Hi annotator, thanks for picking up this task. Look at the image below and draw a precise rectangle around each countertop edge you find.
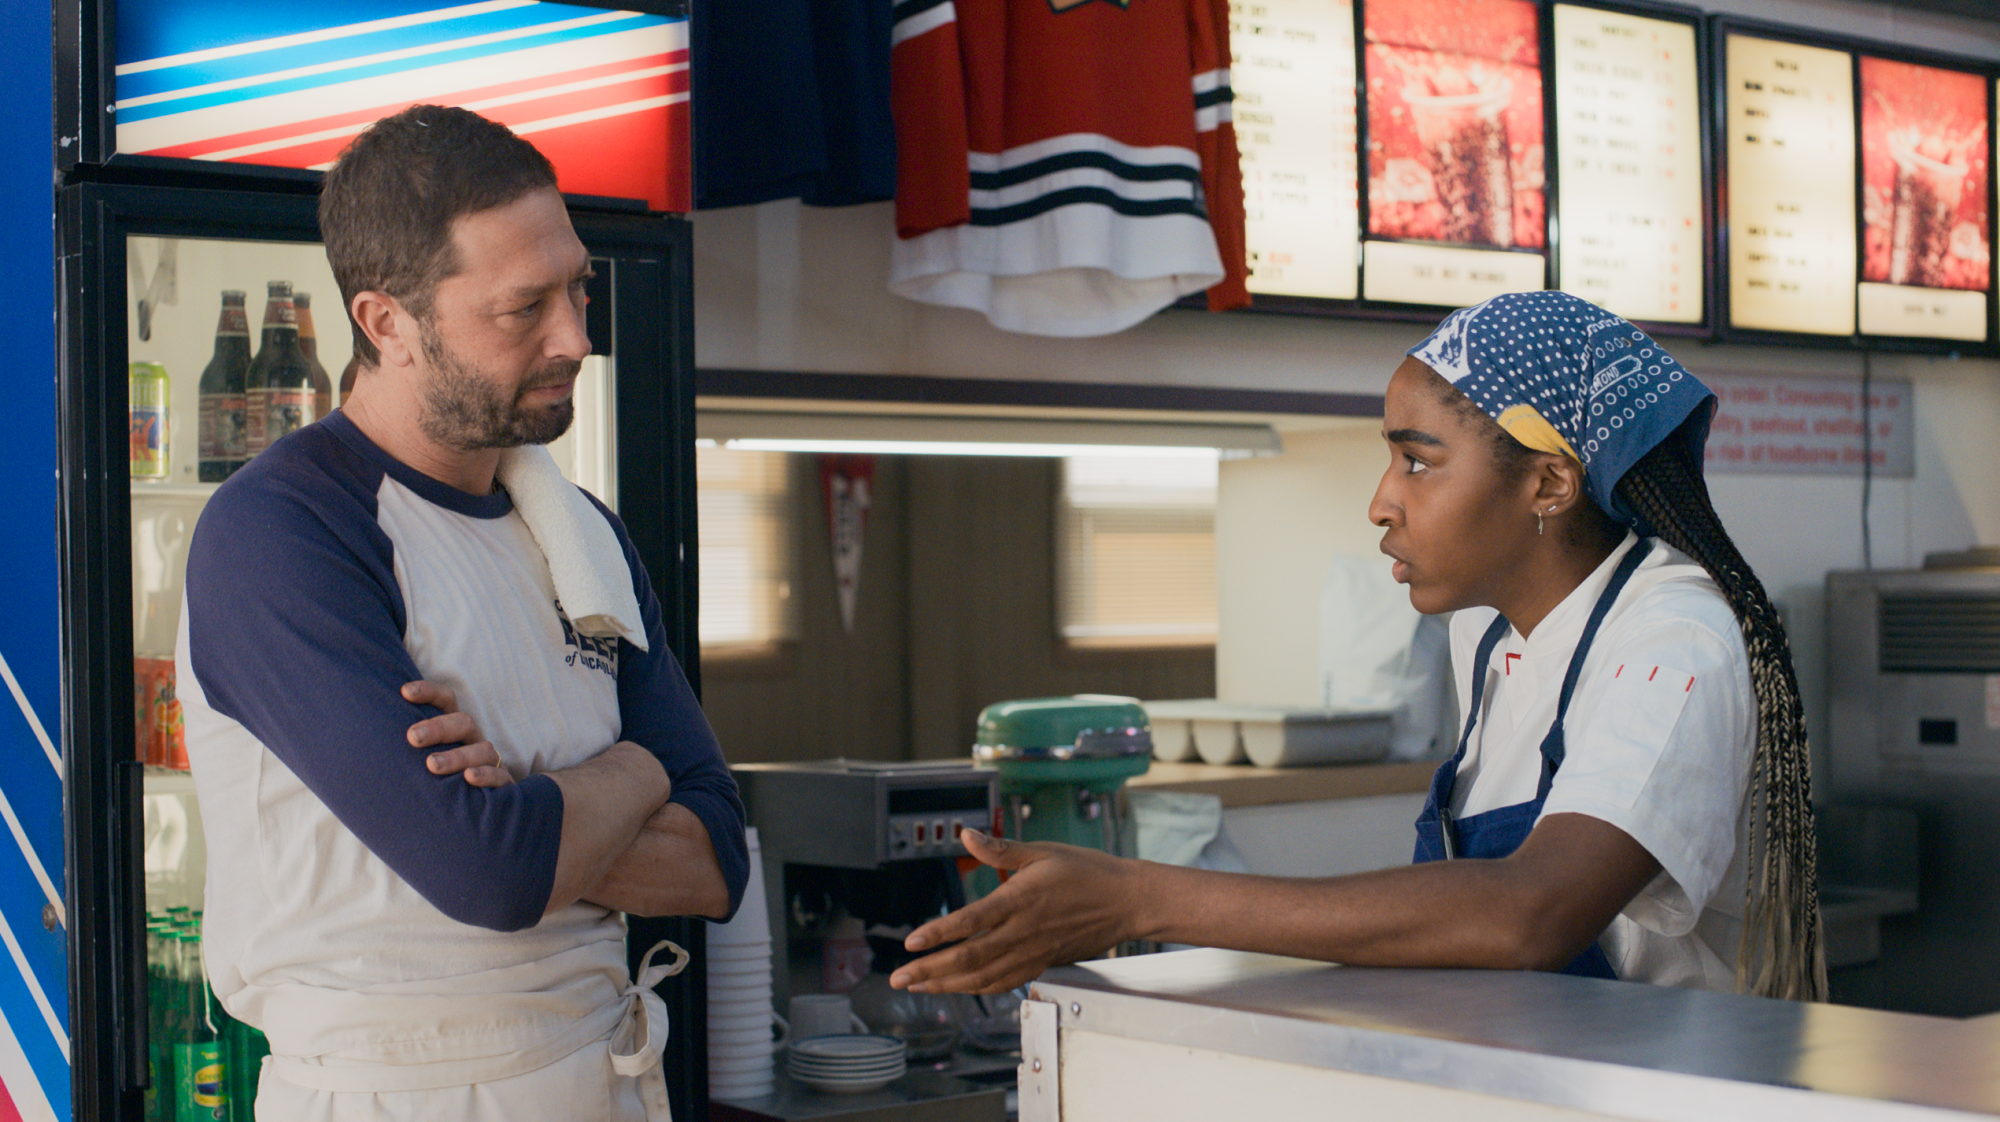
[1124,760,1437,807]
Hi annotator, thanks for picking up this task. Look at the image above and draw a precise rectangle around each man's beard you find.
[415,319,578,451]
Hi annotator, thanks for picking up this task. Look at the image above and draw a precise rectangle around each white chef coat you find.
[1448,532,1753,990]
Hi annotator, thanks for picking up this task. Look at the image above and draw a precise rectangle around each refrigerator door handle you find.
[119,759,149,1092]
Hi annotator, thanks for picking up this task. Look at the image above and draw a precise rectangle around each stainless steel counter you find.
[1028,949,2000,1121]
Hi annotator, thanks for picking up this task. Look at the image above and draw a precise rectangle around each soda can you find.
[130,362,171,480]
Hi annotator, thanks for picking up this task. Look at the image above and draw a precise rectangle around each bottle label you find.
[265,388,315,445]
[198,394,248,461]
[172,1041,225,1120]
[245,389,268,457]
[130,405,168,478]
[130,362,169,479]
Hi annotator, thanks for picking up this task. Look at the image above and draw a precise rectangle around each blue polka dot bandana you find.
[1407,291,1716,533]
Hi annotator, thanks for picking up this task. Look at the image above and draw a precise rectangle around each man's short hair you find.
[319,105,559,365]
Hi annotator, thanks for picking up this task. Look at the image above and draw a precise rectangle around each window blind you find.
[1057,456,1219,648]
[696,447,800,652]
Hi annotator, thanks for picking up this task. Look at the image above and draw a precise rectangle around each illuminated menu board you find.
[1361,0,1548,306]
[1232,0,1360,300]
[1725,35,1857,336]
[1854,56,1990,342]
[1552,5,1704,324]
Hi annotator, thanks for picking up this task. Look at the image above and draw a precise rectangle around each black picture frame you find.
[1710,15,2000,355]
[1223,0,1716,335]
[1542,0,1715,339]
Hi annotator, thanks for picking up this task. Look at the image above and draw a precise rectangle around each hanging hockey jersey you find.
[891,0,1250,337]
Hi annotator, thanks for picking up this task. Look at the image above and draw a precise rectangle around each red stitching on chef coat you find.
[1686,676,1696,692]
[1648,666,1660,681]
[1505,652,1520,675]
[1615,664,1625,677]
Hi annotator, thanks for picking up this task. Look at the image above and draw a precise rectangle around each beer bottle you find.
[146,917,171,1122]
[129,361,170,481]
[245,282,317,458]
[174,930,226,1121]
[223,1019,269,1121]
[197,291,251,482]
[294,292,333,419]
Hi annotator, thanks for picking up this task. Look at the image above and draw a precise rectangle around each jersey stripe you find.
[970,150,1201,191]
[971,187,1206,227]
[892,0,955,47]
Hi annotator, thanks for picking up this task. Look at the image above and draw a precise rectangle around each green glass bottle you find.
[173,931,226,1121]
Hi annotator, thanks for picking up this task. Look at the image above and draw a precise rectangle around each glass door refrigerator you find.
[57,182,707,1121]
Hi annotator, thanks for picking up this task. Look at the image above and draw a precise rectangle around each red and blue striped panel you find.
[115,0,690,211]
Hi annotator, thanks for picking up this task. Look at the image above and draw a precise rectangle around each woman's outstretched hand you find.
[890,829,1149,996]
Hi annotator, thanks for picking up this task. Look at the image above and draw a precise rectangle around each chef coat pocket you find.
[1580,663,1695,810]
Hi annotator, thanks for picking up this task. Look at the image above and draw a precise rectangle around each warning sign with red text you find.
[1701,372,1914,478]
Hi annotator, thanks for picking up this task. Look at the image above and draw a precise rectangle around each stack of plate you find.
[708,828,778,1102]
[787,1034,908,1094]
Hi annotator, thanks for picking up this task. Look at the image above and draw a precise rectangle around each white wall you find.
[691,0,2000,759]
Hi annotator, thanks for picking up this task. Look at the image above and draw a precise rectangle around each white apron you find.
[256,942,686,1120]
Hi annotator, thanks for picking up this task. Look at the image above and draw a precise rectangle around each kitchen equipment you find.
[973,695,1152,852]
[732,760,1004,1046]
[1825,564,1997,1014]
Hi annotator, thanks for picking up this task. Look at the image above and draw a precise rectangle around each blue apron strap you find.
[1535,539,1655,799]
[1450,615,1515,780]
[1427,613,1512,859]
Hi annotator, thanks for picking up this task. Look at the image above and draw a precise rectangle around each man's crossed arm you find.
[403,680,731,919]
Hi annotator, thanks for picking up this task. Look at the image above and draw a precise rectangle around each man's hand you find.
[402,680,514,788]
[889,830,1148,996]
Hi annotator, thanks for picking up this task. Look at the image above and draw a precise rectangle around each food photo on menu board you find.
[1362,0,1549,306]
[1857,56,1990,342]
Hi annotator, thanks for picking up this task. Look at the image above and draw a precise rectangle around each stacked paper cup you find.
[708,827,778,1102]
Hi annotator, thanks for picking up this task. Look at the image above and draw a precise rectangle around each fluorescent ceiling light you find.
[696,411,1283,459]
[709,439,1224,458]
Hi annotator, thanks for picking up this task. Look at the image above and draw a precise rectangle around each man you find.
[177,105,747,1118]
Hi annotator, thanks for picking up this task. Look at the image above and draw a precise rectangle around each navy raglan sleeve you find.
[591,494,751,921]
[185,451,563,932]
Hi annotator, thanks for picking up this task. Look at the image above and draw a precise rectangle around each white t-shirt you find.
[1448,533,1752,991]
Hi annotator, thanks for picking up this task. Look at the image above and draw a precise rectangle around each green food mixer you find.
[972,695,1152,853]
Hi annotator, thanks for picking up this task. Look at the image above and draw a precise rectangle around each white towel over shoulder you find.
[497,445,648,652]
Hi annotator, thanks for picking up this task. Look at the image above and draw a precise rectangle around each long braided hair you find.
[1612,422,1827,1002]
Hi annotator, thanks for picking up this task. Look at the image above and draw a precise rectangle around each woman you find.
[890,291,1825,1001]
